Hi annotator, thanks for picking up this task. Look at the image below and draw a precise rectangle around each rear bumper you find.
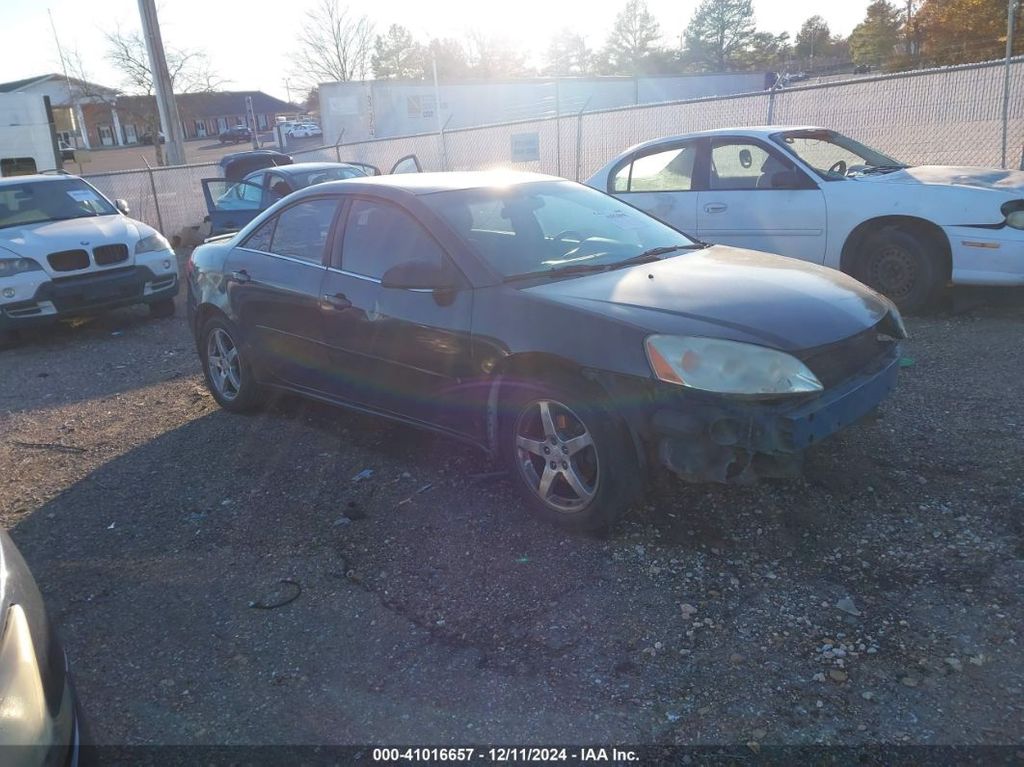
[0,265,178,331]
[642,345,900,483]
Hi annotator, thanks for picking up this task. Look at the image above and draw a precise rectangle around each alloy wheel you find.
[514,399,599,512]
[206,328,242,401]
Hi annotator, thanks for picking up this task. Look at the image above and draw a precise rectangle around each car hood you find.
[523,245,891,352]
[856,165,1024,193]
[0,214,142,256]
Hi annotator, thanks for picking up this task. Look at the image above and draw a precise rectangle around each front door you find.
[608,140,700,238]
[696,138,827,263]
[223,197,339,386]
[318,196,475,435]
[201,178,267,235]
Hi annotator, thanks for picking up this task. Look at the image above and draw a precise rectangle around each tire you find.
[149,297,176,318]
[854,227,945,313]
[501,376,641,532]
[198,317,263,412]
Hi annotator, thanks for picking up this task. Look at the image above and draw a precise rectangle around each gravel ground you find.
[0,282,1022,747]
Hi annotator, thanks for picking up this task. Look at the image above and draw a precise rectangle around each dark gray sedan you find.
[187,171,905,531]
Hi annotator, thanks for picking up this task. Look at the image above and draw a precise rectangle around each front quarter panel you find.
[188,240,236,334]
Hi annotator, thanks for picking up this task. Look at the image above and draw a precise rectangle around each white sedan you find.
[287,123,322,139]
[588,126,1024,311]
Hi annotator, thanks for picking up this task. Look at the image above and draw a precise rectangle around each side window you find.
[710,142,791,190]
[266,174,291,202]
[269,198,338,262]
[1,157,38,177]
[241,216,276,251]
[622,145,697,192]
[340,199,446,280]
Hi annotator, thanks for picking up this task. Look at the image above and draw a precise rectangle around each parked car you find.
[140,131,165,145]
[0,529,86,762]
[0,174,178,347]
[218,149,293,182]
[187,171,905,531]
[588,126,1024,312]
[200,156,417,236]
[287,123,322,139]
[219,126,253,144]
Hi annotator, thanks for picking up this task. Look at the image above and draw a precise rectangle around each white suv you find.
[0,173,179,346]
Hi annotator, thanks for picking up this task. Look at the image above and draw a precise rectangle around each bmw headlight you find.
[1002,201,1024,230]
[645,335,823,397]
[0,258,43,280]
[135,232,172,255]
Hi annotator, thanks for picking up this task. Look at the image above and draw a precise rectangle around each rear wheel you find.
[502,378,640,531]
[855,227,945,313]
[199,317,263,412]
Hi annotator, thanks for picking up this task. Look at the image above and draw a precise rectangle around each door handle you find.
[230,269,251,284]
[704,203,728,214]
[322,292,352,310]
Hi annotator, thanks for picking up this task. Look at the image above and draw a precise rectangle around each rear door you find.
[696,137,827,262]
[606,139,701,237]
[201,178,267,235]
[224,196,340,387]
[318,196,475,435]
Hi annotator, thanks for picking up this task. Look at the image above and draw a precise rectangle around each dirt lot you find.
[0,279,1022,747]
[64,133,326,175]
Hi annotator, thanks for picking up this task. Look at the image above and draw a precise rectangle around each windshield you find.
[422,181,699,279]
[0,177,117,230]
[772,129,907,180]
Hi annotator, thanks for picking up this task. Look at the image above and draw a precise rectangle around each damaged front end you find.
[606,317,903,485]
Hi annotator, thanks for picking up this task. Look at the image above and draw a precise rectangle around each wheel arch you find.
[192,301,231,345]
[840,215,952,281]
[484,351,647,472]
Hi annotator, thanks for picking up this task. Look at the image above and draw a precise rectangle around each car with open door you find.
[200,156,419,236]
[186,170,905,532]
[588,126,1024,312]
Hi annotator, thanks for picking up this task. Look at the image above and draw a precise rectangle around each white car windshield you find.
[0,178,117,230]
[772,129,908,180]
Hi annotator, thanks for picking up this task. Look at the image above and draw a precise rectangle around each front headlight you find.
[0,258,43,280]
[1001,201,1024,230]
[645,335,823,397]
[135,232,172,255]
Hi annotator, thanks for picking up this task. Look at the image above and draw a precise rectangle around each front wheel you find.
[855,227,945,313]
[502,379,641,531]
[199,317,263,412]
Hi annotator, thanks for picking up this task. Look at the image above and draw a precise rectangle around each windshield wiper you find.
[856,165,908,175]
[503,262,610,282]
[621,244,703,263]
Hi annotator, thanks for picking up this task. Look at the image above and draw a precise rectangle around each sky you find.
[0,0,874,102]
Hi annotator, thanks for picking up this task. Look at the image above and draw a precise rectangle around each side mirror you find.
[114,198,130,215]
[381,260,458,290]
[770,170,804,190]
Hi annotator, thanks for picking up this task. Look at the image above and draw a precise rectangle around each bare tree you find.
[292,0,375,88]
[104,26,225,96]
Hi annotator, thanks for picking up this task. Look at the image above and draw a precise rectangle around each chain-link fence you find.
[84,57,1024,240]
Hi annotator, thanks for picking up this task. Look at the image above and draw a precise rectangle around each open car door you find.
[389,154,422,174]
[200,178,266,236]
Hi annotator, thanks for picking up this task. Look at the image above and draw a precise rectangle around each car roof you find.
[0,173,81,186]
[620,125,826,153]
[305,170,565,197]
[247,162,361,178]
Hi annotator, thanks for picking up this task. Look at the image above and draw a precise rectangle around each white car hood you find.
[857,165,1024,193]
[0,215,140,258]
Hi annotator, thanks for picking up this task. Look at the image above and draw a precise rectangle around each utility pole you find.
[137,0,185,166]
[1002,0,1020,169]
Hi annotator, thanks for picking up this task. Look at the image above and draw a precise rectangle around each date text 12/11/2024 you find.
[372,748,640,762]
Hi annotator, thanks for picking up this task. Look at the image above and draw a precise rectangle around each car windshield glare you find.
[0,178,117,230]
[422,181,698,280]
[772,129,907,179]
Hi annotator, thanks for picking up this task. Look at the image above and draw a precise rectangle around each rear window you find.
[0,157,38,177]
